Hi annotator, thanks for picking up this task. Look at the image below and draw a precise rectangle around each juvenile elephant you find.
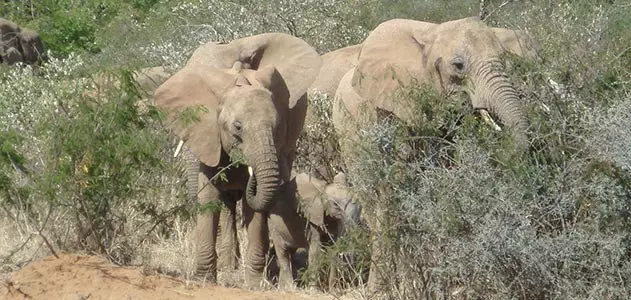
[331,17,538,291]
[154,32,321,288]
[0,18,47,66]
[268,171,360,290]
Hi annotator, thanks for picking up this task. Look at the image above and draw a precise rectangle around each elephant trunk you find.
[473,58,528,149]
[182,147,199,202]
[245,130,281,212]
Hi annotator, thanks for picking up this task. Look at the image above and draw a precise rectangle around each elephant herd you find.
[149,16,541,293]
[150,16,541,292]
[0,18,47,67]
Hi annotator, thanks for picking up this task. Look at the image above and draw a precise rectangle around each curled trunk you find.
[473,58,529,149]
[245,131,281,212]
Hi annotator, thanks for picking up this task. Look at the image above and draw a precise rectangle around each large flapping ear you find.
[233,33,322,108]
[295,172,327,228]
[253,65,291,107]
[154,65,235,167]
[351,19,437,124]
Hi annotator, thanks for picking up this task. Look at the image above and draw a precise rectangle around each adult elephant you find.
[0,18,47,66]
[310,44,363,98]
[154,32,322,288]
[332,17,537,292]
[301,44,363,182]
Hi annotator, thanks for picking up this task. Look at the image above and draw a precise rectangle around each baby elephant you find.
[269,171,360,290]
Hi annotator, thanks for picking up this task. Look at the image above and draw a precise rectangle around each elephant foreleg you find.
[366,196,394,293]
[218,197,239,270]
[242,204,270,289]
[307,226,323,289]
[193,166,221,283]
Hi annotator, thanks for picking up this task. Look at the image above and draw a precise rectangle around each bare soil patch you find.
[1,253,338,300]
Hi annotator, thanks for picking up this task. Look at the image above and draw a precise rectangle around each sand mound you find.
[1,253,335,300]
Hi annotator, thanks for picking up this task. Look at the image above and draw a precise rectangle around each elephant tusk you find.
[173,140,184,158]
[248,166,253,176]
[479,109,502,131]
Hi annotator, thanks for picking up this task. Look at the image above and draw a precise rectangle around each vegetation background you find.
[1,0,630,299]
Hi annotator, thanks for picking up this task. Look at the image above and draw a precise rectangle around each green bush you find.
[0,58,192,265]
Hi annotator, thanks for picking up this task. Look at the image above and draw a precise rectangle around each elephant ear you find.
[351,19,436,124]
[295,173,328,228]
[154,65,236,167]
[234,33,322,108]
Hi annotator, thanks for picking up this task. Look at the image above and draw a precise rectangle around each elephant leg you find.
[307,226,323,289]
[366,198,393,293]
[218,196,239,270]
[242,203,270,289]
[272,233,296,290]
[193,166,222,283]
[328,253,340,292]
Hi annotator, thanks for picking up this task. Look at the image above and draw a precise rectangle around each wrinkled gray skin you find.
[0,18,47,67]
[332,17,539,292]
[268,171,360,290]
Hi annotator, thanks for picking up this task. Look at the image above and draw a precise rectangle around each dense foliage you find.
[1,0,630,298]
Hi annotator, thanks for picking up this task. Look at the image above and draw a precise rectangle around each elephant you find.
[268,171,360,290]
[331,17,539,292]
[301,44,363,182]
[0,18,47,66]
[310,44,363,98]
[153,32,322,288]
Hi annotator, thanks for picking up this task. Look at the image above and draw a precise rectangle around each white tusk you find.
[479,109,502,131]
[173,140,184,158]
[248,166,253,176]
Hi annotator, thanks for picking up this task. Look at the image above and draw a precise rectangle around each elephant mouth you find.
[451,91,502,132]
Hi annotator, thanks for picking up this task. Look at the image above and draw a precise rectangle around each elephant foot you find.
[193,267,217,284]
[244,269,270,290]
[218,256,239,271]
[244,277,271,290]
[277,271,298,291]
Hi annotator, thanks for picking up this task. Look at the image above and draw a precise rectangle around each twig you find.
[482,0,515,21]
[3,280,32,298]
[36,231,59,259]
[479,0,489,20]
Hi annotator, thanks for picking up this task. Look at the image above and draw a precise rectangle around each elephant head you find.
[351,17,530,147]
[154,33,321,212]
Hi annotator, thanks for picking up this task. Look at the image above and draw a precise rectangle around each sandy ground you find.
[0,253,341,300]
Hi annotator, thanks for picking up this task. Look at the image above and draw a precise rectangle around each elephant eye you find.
[233,121,242,132]
[451,57,465,72]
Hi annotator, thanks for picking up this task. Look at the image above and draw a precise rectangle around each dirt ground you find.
[0,253,342,300]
